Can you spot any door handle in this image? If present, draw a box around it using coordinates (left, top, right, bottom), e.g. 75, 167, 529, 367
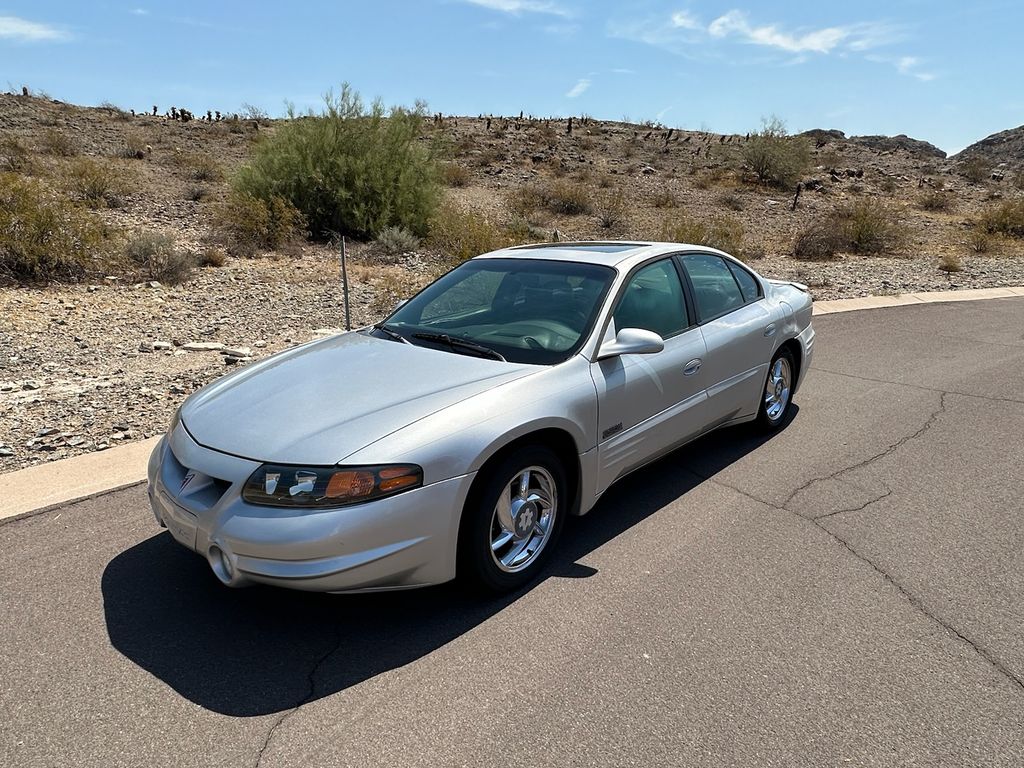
683, 358, 702, 376
763, 323, 777, 337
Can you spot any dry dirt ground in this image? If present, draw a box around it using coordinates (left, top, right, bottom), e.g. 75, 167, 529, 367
1, 94, 1022, 469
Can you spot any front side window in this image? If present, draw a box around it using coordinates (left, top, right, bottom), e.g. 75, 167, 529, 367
682, 254, 746, 322
612, 259, 688, 339
381, 258, 616, 365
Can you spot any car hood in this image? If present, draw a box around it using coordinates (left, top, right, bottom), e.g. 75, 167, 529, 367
181, 331, 536, 465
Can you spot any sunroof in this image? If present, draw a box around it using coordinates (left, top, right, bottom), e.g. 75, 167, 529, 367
513, 242, 649, 253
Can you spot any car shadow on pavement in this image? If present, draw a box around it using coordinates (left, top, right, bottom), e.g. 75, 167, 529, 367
102, 411, 795, 717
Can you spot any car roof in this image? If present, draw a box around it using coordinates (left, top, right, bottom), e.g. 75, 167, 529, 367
474, 241, 732, 270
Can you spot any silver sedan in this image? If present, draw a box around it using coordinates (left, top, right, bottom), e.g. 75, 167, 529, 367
147, 241, 815, 593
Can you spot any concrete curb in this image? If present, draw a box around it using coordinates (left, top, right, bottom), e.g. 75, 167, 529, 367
2, 287, 1023, 523
813, 286, 1024, 315
0, 436, 160, 524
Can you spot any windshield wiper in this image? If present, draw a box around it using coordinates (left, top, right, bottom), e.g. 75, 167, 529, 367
372, 323, 411, 344
411, 332, 506, 362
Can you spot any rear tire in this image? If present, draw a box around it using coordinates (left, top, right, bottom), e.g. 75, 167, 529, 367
458, 445, 567, 593
757, 347, 796, 431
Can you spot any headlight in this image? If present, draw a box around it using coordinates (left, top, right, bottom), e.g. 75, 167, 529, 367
169, 406, 182, 434
241, 464, 423, 508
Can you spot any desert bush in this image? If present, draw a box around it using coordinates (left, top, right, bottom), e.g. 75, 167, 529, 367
100, 102, 132, 121
505, 215, 547, 243
741, 117, 810, 189
0, 173, 118, 283
427, 202, 520, 265
64, 158, 128, 208
792, 222, 847, 261
1014, 173, 1024, 191
545, 179, 592, 215
960, 157, 991, 184
439, 162, 471, 187
121, 131, 148, 159
938, 253, 962, 273
376, 225, 420, 256
199, 246, 227, 267
879, 177, 898, 194
838, 200, 907, 254
234, 85, 440, 239
979, 199, 1024, 237
918, 190, 954, 212
1, 137, 33, 173
187, 185, 210, 202
794, 200, 906, 259
176, 151, 223, 182
40, 128, 79, 157
240, 103, 270, 122
967, 226, 993, 254
717, 191, 745, 211
212, 189, 305, 256
596, 187, 627, 229
650, 188, 679, 208
507, 184, 547, 216
661, 213, 744, 256
125, 231, 195, 285
693, 168, 726, 190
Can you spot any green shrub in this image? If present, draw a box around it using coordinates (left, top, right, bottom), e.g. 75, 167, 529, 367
0, 173, 119, 284
661, 213, 745, 256
741, 117, 810, 189
212, 189, 305, 256
376, 225, 420, 256
64, 158, 128, 208
427, 202, 520, 266
233, 84, 441, 239
979, 199, 1024, 237
125, 231, 195, 285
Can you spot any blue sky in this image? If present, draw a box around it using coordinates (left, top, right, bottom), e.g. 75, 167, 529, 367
1, 1, 1020, 153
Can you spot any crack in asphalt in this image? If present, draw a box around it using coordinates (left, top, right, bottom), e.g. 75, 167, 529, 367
812, 486, 893, 520
780, 391, 948, 511
253, 630, 345, 768
686, 390, 1024, 697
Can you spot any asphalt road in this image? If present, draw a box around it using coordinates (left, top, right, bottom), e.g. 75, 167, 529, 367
2, 298, 1023, 768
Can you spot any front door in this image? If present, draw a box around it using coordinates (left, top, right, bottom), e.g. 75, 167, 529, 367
591, 258, 709, 495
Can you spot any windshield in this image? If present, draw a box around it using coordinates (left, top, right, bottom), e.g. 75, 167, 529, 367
377, 258, 616, 365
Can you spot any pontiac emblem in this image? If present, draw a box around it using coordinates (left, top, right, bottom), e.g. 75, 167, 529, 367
179, 471, 196, 493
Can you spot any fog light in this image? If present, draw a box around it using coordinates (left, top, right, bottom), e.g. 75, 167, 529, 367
208, 545, 234, 584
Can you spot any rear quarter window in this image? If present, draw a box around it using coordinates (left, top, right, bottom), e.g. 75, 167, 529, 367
727, 261, 761, 303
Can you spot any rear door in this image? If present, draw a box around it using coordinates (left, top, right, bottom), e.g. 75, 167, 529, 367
591, 258, 709, 494
679, 253, 775, 424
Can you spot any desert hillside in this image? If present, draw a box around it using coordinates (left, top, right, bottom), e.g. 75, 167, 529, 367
1, 92, 1022, 469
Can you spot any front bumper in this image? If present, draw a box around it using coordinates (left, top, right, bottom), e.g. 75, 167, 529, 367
793, 321, 815, 394
146, 424, 475, 592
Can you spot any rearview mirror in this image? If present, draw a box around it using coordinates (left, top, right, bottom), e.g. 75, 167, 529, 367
596, 328, 665, 360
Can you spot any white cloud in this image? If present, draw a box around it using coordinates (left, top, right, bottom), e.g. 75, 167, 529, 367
670, 11, 701, 30
872, 54, 936, 82
709, 10, 858, 54
0, 15, 68, 42
460, 0, 570, 17
566, 78, 590, 98
130, 8, 148, 16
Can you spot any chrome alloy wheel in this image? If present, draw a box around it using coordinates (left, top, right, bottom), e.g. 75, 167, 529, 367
764, 356, 792, 422
489, 466, 558, 573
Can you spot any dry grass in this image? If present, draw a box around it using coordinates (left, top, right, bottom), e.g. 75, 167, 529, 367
595, 187, 628, 229
0, 172, 120, 284
175, 151, 224, 182
794, 200, 907, 259
918, 190, 954, 212
960, 157, 991, 184
63, 158, 129, 209
938, 253, 962, 273
650, 188, 679, 208
660, 213, 744, 256
979, 199, 1024, 238
125, 231, 196, 285
427, 201, 522, 266
212, 190, 306, 256
439, 162, 471, 187
39, 128, 79, 157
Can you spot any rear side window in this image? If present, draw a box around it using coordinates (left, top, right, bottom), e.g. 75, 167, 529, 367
727, 261, 761, 303
682, 254, 745, 322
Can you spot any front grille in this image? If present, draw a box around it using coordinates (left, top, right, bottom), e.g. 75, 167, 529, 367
163, 446, 231, 512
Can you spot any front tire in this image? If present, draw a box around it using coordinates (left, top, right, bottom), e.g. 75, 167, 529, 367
459, 445, 567, 593
757, 347, 795, 431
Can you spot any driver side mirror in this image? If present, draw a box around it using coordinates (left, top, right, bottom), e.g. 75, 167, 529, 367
596, 327, 665, 360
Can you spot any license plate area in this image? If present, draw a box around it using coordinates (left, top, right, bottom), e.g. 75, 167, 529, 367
159, 491, 198, 550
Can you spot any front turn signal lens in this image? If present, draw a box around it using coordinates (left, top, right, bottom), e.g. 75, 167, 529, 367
242, 463, 423, 508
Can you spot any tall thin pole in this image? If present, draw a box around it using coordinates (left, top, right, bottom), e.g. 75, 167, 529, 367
340, 235, 351, 331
